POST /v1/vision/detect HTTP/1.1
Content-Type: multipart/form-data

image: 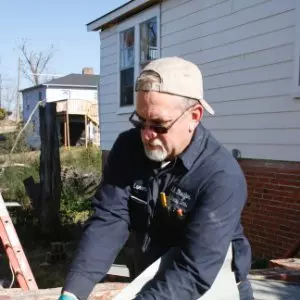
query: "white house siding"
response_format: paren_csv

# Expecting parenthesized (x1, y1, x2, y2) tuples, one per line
(99, 0, 300, 161)
(161, 0, 300, 161)
(22, 87, 46, 148)
(99, 26, 132, 150)
(46, 88, 97, 102)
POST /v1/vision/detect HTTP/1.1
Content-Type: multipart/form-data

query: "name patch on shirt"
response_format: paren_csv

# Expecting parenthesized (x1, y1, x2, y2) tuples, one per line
(130, 181, 148, 204)
(133, 182, 148, 192)
(169, 186, 192, 209)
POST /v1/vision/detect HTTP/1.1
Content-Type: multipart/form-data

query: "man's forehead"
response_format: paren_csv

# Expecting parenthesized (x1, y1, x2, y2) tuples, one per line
(136, 93, 182, 119)
(136, 91, 183, 109)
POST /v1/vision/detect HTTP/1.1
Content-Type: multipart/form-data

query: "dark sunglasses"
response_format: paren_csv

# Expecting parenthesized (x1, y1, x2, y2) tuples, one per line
(129, 107, 193, 134)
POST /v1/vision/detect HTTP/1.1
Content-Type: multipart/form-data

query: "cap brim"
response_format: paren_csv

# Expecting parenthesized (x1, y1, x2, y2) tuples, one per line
(200, 99, 215, 115)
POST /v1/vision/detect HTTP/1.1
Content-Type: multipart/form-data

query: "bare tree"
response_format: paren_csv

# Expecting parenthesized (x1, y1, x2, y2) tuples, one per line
(19, 40, 54, 86)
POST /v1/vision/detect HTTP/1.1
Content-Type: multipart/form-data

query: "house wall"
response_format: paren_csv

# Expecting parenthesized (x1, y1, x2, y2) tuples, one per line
(159, 0, 300, 259)
(161, 0, 300, 162)
(98, 0, 300, 259)
(22, 86, 98, 148)
(22, 86, 46, 148)
(99, 0, 300, 161)
(46, 87, 98, 102)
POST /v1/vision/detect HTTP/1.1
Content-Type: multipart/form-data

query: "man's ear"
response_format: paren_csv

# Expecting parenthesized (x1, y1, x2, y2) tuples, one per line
(191, 104, 204, 124)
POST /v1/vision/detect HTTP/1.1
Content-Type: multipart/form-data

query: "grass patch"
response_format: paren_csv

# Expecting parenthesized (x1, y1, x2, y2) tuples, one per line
(0, 145, 102, 288)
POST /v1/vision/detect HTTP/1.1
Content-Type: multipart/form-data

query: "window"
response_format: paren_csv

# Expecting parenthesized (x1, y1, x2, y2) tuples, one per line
(140, 17, 158, 69)
(38, 91, 42, 101)
(120, 27, 135, 107)
(117, 6, 160, 112)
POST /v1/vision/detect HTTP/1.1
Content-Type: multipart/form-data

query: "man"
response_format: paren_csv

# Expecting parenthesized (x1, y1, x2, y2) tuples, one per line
(59, 57, 253, 300)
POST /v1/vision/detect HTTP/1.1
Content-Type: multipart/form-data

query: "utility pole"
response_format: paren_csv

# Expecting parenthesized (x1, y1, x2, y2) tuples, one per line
(0, 74, 2, 108)
(16, 58, 21, 122)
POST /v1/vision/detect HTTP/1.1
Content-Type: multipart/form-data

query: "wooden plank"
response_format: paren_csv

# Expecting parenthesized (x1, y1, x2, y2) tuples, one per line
(100, 113, 130, 123)
(212, 128, 300, 145)
(223, 143, 300, 161)
(101, 121, 132, 132)
(100, 102, 118, 114)
(205, 78, 292, 102)
(100, 73, 117, 86)
(203, 111, 300, 130)
(231, 0, 267, 12)
(162, 0, 228, 23)
(161, 0, 295, 36)
(101, 44, 117, 58)
(101, 112, 300, 132)
(204, 61, 293, 90)
(100, 31, 118, 49)
(162, 0, 231, 34)
(99, 93, 118, 105)
(100, 63, 118, 77)
(162, 9, 294, 50)
(101, 53, 117, 67)
(99, 95, 300, 124)
(163, 26, 295, 61)
(107, 264, 130, 277)
(100, 26, 117, 40)
(207, 95, 300, 115)
(162, 0, 195, 12)
(201, 44, 293, 76)
(99, 83, 118, 96)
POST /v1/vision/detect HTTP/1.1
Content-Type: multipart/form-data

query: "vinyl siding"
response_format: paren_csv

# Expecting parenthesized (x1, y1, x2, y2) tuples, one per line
(98, 0, 300, 161)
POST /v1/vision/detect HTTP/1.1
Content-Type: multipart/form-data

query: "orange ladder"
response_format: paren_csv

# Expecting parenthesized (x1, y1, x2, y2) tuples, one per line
(0, 192, 38, 291)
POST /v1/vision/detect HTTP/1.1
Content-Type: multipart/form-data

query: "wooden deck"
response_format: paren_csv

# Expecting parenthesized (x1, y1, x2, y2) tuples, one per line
(55, 99, 100, 147)
(56, 99, 98, 123)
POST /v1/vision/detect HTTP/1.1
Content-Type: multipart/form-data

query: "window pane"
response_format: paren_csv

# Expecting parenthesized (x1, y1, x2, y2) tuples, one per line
(140, 17, 158, 63)
(120, 28, 135, 69)
(120, 67, 134, 106)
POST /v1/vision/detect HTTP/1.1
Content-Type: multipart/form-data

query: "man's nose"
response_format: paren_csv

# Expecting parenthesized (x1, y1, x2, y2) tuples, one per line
(142, 126, 157, 141)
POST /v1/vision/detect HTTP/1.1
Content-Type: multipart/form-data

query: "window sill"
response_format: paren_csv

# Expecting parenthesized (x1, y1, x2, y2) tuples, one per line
(117, 106, 134, 115)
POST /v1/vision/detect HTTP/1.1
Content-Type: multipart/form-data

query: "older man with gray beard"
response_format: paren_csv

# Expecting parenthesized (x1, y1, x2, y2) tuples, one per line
(59, 57, 253, 300)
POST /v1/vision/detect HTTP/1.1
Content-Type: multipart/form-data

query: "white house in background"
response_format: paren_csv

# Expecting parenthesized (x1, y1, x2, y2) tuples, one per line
(20, 68, 100, 148)
(87, 0, 300, 162)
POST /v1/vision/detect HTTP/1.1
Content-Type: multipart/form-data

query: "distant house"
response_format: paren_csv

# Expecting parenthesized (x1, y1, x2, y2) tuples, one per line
(20, 68, 100, 148)
(87, 0, 300, 260)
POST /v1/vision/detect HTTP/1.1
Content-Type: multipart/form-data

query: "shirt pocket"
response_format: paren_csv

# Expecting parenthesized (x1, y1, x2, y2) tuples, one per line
(129, 193, 148, 231)
(166, 185, 196, 224)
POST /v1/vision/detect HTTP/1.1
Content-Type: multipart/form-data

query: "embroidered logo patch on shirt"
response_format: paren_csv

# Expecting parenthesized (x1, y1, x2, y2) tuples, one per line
(168, 186, 192, 209)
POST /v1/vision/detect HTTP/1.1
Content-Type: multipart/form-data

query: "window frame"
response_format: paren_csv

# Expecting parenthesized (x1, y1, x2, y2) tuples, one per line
(119, 26, 135, 107)
(116, 5, 160, 114)
(293, 0, 300, 98)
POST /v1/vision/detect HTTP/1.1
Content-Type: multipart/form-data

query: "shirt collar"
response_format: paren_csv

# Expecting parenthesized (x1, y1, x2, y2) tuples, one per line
(179, 123, 207, 170)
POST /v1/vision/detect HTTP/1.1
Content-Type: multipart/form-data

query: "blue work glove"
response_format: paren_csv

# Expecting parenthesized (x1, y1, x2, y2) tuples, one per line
(58, 292, 78, 300)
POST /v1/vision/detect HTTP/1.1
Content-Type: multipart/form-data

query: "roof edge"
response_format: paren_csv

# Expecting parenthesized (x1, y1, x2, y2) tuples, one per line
(19, 84, 45, 93)
(19, 83, 98, 93)
(87, 0, 161, 31)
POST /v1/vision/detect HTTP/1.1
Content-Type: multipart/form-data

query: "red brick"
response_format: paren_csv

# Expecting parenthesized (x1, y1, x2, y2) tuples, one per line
(239, 159, 300, 259)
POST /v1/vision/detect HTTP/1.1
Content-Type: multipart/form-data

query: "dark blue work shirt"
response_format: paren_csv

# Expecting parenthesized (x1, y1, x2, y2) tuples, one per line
(63, 123, 252, 300)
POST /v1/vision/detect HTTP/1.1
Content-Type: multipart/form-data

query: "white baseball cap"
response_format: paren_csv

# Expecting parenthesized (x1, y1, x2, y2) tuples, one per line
(135, 56, 215, 115)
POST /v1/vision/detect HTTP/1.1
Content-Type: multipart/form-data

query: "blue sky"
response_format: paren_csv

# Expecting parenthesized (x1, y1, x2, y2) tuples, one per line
(0, 0, 128, 94)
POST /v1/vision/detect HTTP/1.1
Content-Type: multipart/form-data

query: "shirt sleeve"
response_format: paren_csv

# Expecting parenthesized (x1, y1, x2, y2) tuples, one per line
(134, 175, 247, 300)
(62, 133, 132, 300)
